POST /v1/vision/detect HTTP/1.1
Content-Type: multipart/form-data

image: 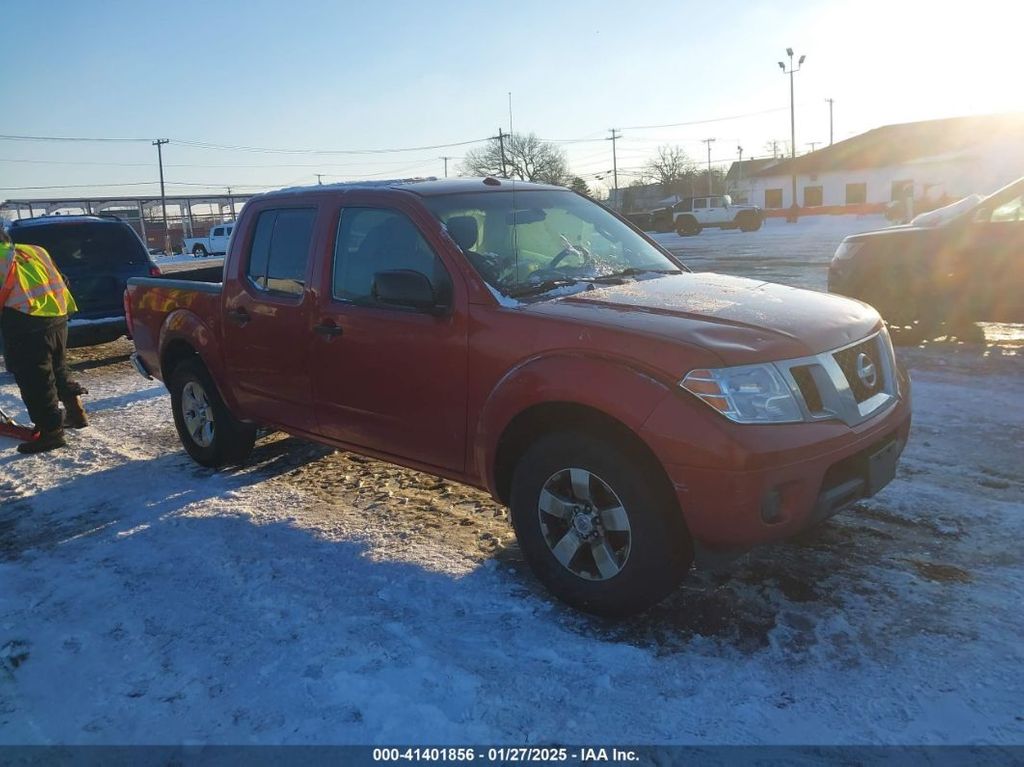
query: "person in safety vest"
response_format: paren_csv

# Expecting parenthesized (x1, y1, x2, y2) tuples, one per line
(0, 224, 88, 453)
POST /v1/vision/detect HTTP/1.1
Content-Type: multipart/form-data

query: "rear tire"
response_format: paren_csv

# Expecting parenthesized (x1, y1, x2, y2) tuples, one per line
(676, 217, 701, 236)
(169, 358, 256, 467)
(192, 244, 208, 258)
(509, 430, 692, 617)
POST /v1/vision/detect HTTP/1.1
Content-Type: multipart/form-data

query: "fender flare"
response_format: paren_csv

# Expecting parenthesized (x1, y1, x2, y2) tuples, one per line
(474, 352, 674, 497)
(158, 310, 238, 413)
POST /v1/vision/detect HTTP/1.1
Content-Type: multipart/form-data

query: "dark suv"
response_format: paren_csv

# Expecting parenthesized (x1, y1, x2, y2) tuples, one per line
(829, 177, 1024, 341)
(3, 215, 160, 351)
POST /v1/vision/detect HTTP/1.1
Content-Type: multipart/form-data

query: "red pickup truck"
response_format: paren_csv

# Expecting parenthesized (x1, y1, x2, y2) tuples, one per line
(126, 178, 911, 616)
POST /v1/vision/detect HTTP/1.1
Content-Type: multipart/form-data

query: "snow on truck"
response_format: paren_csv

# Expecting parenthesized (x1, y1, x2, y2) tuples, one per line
(125, 177, 911, 616)
(182, 222, 235, 257)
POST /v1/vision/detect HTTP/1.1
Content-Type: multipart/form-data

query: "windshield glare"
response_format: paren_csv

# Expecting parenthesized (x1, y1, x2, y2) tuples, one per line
(425, 190, 680, 297)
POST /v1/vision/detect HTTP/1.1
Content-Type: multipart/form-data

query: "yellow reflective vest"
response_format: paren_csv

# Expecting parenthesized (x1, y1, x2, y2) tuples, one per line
(0, 242, 78, 318)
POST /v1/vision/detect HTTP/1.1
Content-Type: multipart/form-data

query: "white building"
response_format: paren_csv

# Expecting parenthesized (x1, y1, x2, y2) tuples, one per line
(733, 113, 1024, 213)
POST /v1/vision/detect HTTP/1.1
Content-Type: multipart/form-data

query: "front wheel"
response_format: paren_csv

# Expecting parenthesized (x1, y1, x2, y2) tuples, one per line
(169, 358, 256, 467)
(739, 215, 762, 232)
(509, 431, 692, 617)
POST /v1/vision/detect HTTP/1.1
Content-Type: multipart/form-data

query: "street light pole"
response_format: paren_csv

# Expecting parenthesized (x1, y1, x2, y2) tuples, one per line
(701, 138, 715, 195)
(778, 48, 805, 223)
(825, 98, 834, 145)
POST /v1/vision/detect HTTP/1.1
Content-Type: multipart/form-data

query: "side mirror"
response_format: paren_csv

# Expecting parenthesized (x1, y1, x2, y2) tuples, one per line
(372, 269, 445, 314)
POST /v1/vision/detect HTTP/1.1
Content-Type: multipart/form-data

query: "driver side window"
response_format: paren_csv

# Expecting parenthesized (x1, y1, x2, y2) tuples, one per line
(332, 207, 452, 305)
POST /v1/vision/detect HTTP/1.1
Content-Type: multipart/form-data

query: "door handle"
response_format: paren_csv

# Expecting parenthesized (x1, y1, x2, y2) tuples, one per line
(227, 307, 251, 326)
(313, 320, 343, 338)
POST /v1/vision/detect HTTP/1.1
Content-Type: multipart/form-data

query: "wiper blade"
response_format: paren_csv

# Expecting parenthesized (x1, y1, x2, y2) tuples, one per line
(507, 278, 580, 298)
(589, 267, 682, 282)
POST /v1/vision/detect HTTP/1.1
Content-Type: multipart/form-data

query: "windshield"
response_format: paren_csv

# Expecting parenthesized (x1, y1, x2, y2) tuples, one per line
(424, 189, 682, 298)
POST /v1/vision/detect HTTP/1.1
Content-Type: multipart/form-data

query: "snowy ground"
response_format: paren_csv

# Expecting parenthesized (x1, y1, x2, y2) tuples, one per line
(1, 215, 1022, 746)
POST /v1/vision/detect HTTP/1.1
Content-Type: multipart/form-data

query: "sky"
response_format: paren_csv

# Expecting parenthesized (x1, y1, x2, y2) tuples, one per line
(3, 0, 1023, 201)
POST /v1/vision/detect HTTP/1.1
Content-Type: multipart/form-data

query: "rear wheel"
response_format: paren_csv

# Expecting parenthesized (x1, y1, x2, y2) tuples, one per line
(192, 244, 208, 258)
(676, 217, 701, 236)
(169, 358, 256, 467)
(509, 430, 692, 617)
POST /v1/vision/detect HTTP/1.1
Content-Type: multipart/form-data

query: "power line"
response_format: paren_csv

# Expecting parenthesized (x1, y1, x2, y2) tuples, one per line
(0, 156, 464, 169)
(0, 133, 152, 143)
(621, 105, 794, 131)
(0, 133, 491, 156)
(170, 137, 489, 155)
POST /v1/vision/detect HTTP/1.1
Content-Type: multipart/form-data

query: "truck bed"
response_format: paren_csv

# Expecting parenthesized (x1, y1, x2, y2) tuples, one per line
(126, 276, 223, 382)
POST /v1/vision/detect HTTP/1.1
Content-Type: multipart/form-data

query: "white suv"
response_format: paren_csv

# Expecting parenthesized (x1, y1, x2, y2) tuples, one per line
(671, 195, 764, 235)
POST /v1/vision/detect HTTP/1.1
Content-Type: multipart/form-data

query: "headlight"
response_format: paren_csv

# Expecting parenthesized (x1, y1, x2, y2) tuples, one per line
(681, 364, 803, 423)
(832, 241, 865, 262)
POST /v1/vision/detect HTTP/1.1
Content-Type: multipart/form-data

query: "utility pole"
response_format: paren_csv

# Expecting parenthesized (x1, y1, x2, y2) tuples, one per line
(807, 141, 820, 152)
(737, 145, 744, 200)
(771, 140, 779, 159)
(778, 48, 806, 222)
(440, 156, 452, 178)
(825, 98, 834, 145)
(227, 187, 235, 219)
(701, 138, 716, 195)
(497, 128, 508, 179)
(608, 129, 620, 209)
(152, 139, 170, 255)
(316, 174, 324, 185)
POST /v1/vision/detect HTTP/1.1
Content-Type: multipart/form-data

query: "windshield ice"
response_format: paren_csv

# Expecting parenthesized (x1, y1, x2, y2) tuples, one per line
(425, 189, 681, 298)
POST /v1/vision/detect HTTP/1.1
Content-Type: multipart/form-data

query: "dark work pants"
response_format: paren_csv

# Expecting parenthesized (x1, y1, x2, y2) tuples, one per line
(1, 311, 81, 433)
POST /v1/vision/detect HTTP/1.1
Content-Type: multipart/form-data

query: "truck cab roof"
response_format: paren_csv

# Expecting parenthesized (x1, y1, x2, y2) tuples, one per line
(253, 177, 569, 203)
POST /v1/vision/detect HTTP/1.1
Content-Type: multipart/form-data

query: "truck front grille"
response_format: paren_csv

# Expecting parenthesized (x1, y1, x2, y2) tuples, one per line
(833, 336, 886, 403)
(790, 365, 824, 413)
(775, 330, 899, 427)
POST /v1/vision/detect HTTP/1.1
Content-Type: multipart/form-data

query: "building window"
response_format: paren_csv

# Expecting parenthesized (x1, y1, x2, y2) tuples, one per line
(765, 189, 783, 209)
(845, 183, 867, 205)
(803, 186, 823, 207)
(891, 180, 913, 202)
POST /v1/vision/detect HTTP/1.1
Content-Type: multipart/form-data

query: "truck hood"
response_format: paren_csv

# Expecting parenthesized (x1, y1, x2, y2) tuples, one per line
(526, 273, 880, 365)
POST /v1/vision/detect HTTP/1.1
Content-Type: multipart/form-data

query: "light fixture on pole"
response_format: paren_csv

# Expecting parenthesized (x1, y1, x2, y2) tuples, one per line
(778, 48, 805, 223)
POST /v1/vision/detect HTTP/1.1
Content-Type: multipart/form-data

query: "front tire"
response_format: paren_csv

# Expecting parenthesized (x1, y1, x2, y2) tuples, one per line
(509, 430, 692, 617)
(739, 214, 762, 232)
(169, 358, 256, 467)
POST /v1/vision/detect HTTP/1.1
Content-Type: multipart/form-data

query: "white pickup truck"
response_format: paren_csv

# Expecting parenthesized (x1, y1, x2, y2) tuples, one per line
(183, 222, 235, 258)
(670, 195, 764, 236)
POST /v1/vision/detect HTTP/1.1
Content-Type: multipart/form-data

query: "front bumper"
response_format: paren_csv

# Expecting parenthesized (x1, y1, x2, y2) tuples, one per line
(644, 366, 912, 549)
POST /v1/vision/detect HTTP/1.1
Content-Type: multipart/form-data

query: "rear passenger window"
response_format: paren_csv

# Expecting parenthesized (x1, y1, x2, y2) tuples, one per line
(246, 208, 316, 296)
(693, 199, 708, 209)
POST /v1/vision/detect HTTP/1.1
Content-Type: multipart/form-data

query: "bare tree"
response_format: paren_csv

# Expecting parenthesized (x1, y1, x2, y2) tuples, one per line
(644, 145, 695, 189)
(461, 132, 570, 186)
